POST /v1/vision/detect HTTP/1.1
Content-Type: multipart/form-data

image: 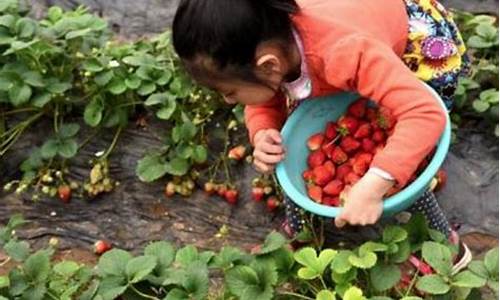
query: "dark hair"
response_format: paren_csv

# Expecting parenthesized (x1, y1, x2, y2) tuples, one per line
(172, 0, 299, 82)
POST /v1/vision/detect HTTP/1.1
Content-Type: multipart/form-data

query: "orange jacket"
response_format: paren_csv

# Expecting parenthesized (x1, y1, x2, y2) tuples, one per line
(244, 0, 446, 186)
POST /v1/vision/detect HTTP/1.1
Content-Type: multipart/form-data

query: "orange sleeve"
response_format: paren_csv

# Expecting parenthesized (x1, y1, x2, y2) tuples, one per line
(322, 34, 446, 186)
(244, 91, 288, 145)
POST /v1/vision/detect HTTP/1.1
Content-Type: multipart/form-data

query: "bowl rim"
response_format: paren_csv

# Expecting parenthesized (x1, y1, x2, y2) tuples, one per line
(275, 83, 451, 218)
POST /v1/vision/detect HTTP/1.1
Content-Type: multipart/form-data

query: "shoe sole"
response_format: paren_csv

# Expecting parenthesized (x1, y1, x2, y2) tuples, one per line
(451, 243, 472, 275)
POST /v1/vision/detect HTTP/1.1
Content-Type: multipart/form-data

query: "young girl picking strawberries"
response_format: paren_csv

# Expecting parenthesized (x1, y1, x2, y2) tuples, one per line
(172, 0, 471, 271)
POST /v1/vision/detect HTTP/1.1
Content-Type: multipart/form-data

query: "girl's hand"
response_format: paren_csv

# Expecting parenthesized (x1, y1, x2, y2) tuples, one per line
(253, 129, 286, 174)
(334, 172, 394, 227)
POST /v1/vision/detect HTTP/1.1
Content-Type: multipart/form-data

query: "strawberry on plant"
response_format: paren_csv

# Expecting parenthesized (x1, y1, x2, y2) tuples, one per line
(313, 165, 334, 186)
(323, 179, 344, 196)
(165, 182, 175, 197)
(435, 169, 447, 192)
(330, 147, 348, 164)
(340, 136, 361, 153)
(409, 255, 433, 275)
(307, 150, 326, 168)
(58, 185, 71, 203)
(347, 98, 367, 118)
(266, 196, 279, 212)
(225, 189, 238, 204)
(251, 187, 264, 202)
(325, 122, 338, 140)
(204, 182, 216, 195)
(228, 145, 246, 161)
(307, 133, 325, 151)
(217, 184, 227, 197)
(94, 240, 112, 255)
(307, 185, 323, 203)
(263, 186, 274, 195)
(337, 116, 359, 136)
(353, 123, 372, 139)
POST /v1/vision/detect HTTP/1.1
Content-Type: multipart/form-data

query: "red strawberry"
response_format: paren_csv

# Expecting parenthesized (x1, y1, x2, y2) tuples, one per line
(324, 196, 341, 207)
(94, 240, 112, 255)
(330, 147, 348, 164)
(204, 182, 216, 195)
(266, 196, 280, 212)
(409, 255, 433, 275)
(225, 189, 238, 204)
(307, 133, 325, 151)
(228, 145, 246, 160)
(353, 123, 372, 139)
(313, 165, 334, 186)
(372, 130, 386, 143)
(323, 179, 344, 196)
(377, 107, 396, 130)
(337, 116, 359, 136)
(352, 159, 369, 176)
(325, 122, 338, 140)
(335, 164, 353, 181)
(217, 184, 227, 197)
(251, 187, 264, 202)
(307, 185, 323, 203)
(324, 161, 336, 175)
(361, 138, 376, 153)
(58, 185, 71, 203)
(307, 150, 326, 168)
(165, 182, 175, 197)
(365, 107, 377, 121)
(435, 169, 447, 191)
(356, 152, 373, 164)
(303, 170, 314, 182)
(345, 172, 361, 185)
(340, 136, 361, 153)
(321, 142, 336, 157)
(347, 98, 367, 118)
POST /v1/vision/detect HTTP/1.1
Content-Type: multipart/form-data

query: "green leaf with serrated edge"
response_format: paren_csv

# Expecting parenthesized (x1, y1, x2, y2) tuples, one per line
(41, 139, 59, 159)
(467, 35, 493, 48)
(182, 261, 209, 300)
(107, 77, 127, 95)
(349, 250, 377, 269)
(95, 276, 127, 300)
(97, 249, 132, 277)
(331, 250, 354, 274)
(84, 98, 103, 127)
(0, 15, 15, 28)
(422, 241, 452, 276)
(390, 239, 411, 263)
(58, 123, 80, 138)
(24, 250, 51, 283)
(82, 58, 103, 72)
(225, 260, 277, 300)
(9, 268, 28, 296)
(32, 92, 52, 107)
(370, 297, 394, 300)
(370, 263, 401, 291)
(480, 89, 499, 104)
(94, 70, 113, 86)
(256, 231, 287, 255)
(0, 276, 8, 288)
(9, 83, 31, 106)
(295, 247, 336, 279)
(400, 297, 423, 300)
(15, 18, 36, 38)
(46, 81, 71, 94)
(165, 157, 189, 176)
(4, 239, 30, 262)
(452, 270, 487, 288)
(137, 82, 156, 96)
(360, 241, 388, 253)
(136, 153, 169, 182)
(332, 267, 357, 284)
(58, 139, 78, 158)
(416, 274, 450, 294)
(316, 289, 335, 300)
(473, 99, 490, 112)
(126, 255, 156, 283)
(144, 241, 175, 270)
(382, 226, 408, 244)
(192, 145, 207, 164)
(468, 261, 489, 278)
(156, 98, 176, 120)
(53, 261, 80, 277)
(484, 247, 499, 279)
(212, 246, 249, 269)
(165, 288, 189, 300)
(125, 76, 141, 89)
(343, 286, 366, 300)
(175, 245, 198, 267)
(22, 71, 44, 87)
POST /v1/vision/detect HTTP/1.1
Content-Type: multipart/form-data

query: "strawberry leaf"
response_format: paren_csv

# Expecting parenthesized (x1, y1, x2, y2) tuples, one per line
(484, 247, 499, 279)
(295, 248, 336, 280)
(452, 270, 487, 288)
(316, 289, 336, 300)
(225, 260, 277, 300)
(382, 226, 408, 244)
(416, 274, 450, 294)
(331, 250, 353, 274)
(126, 255, 156, 284)
(212, 246, 250, 269)
(422, 241, 452, 276)
(343, 286, 366, 300)
(370, 263, 401, 291)
(97, 249, 132, 277)
(181, 261, 209, 300)
(256, 231, 287, 255)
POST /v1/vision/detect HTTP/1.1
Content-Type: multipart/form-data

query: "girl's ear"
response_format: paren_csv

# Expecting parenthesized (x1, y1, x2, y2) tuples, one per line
(255, 53, 282, 75)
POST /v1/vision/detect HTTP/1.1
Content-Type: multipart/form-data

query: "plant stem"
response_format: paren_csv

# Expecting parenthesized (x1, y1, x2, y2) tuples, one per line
(2, 107, 40, 116)
(304, 281, 321, 294)
(277, 291, 315, 300)
(130, 285, 160, 300)
(117, 101, 144, 108)
(319, 275, 328, 290)
(102, 126, 123, 159)
(78, 129, 100, 150)
(405, 269, 421, 296)
(0, 112, 44, 156)
(0, 257, 10, 267)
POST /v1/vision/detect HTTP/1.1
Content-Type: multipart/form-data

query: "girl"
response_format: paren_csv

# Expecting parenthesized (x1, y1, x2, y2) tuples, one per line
(172, 0, 471, 271)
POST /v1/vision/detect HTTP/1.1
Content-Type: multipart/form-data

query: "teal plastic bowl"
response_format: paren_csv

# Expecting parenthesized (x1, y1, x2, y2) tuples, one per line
(275, 84, 451, 218)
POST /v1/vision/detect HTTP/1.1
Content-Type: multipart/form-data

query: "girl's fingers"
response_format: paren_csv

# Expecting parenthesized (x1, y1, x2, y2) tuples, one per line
(253, 160, 273, 174)
(266, 129, 282, 144)
(334, 212, 348, 228)
(254, 150, 284, 164)
(259, 142, 285, 155)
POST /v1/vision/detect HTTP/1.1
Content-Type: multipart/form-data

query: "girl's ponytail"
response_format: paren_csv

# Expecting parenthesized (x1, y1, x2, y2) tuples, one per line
(261, 0, 299, 14)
